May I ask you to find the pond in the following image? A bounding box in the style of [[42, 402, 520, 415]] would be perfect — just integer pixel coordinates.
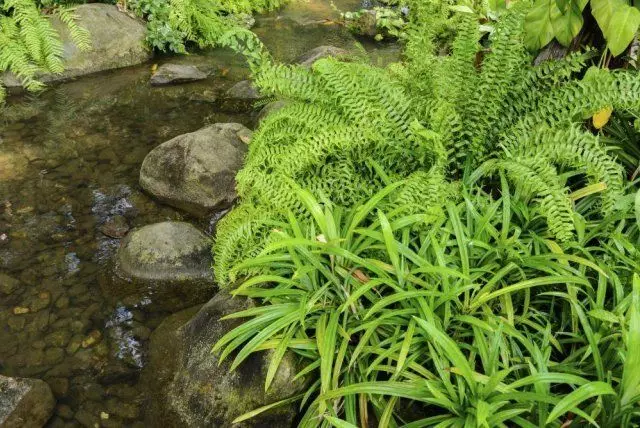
[[0, 1, 399, 426]]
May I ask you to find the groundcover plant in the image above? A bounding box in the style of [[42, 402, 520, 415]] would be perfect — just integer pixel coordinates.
[[211, 0, 640, 426]]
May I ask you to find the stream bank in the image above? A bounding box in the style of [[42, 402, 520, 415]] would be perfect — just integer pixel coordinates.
[[0, 1, 400, 426]]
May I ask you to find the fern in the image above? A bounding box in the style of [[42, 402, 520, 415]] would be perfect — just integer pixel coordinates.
[[131, 0, 292, 53], [0, 0, 89, 103], [214, 3, 638, 284]]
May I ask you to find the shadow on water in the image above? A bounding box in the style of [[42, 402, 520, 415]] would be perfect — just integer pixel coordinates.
[[0, 1, 399, 426]]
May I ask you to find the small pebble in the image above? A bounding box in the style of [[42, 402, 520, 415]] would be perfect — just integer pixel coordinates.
[[13, 306, 30, 315]]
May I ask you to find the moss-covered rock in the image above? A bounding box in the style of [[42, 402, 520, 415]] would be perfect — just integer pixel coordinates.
[[145, 292, 304, 427], [0, 375, 55, 427], [107, 222, 215, 311]]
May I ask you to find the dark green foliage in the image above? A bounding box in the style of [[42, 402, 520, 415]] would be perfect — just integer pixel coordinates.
[[130, 0, 291, 52], [0, 0, 90, 102], [214, 3, 637, 285]]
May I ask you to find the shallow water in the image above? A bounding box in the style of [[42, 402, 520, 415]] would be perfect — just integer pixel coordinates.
[[0, 1, 399, 426]]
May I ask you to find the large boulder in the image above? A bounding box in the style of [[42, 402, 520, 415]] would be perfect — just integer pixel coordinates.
[[2, 4, 151, 87], [150, 64, 207, 86], [145, 292, 304, 427], [140, 123, 252, 217], [107, 222, 215, 311], [296, 45, 349, 67], [0, 375, 56, 428]]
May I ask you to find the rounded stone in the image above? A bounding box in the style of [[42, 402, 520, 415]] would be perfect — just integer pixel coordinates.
[[0, 375, 56, 428], [150, 64, 207, 86], [140, 124, 251, 217], [145, 293, 305, 427], [115, 222, 212, 283], [109, 222, 215, 311]]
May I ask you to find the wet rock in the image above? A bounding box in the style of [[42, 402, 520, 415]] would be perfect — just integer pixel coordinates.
[[1, 4, 151, 87], [296, 45, 350, 67], [66, 335, 83, 355], [81, 330, 103, 348], [29, 291, 51, 312], [74, 408, 99, 428], [106, 398, 139, 420], [150, 64, 207, 86], [344, 9, 377, 38], [56, 404, 74, 420], [97, 363, 139, 386], [256, 100, 289, 125], [225, 80, 262, 100], [145, 293, 304, 427], [47, 377, 70, 398], [109, 222, 214, 311], [0, 273, 20, 294], [55, 296, 70, 309], [45, 347, 65, 365], [45, 330, 72, 348], [12, 306, 29, 315], [0, 375, 56, 428], [7, 316, 25, 332], [140, 124, 251, 217], [99, 215, 129, 239]]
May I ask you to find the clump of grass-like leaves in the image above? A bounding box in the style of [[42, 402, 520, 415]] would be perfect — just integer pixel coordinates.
[[214, 183, 640, 427]]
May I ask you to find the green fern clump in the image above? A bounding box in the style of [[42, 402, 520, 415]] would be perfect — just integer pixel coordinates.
[[214, 2, 638, 285], [131, 0, 291, 52], [0, 0, 89, 103]]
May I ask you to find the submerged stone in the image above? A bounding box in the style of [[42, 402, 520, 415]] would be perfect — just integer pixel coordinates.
[[0, 375, 56, 428], [225, 80, 262, 100], [100, 215, 130, 239], [150, 64, 207, 86], [296, 45, 350, 67]]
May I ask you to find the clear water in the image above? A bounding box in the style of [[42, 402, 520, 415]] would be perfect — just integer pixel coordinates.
[[0, 1, 399, 426]]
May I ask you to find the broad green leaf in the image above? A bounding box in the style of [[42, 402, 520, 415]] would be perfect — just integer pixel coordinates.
[[607, 5, 640, 56], [551, 2, 584, 45], [524, 0, 557, 49], [591, 0, 624, 34]]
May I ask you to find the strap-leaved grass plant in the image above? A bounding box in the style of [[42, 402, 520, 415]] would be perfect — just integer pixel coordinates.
[[211, 0, 640, 425]]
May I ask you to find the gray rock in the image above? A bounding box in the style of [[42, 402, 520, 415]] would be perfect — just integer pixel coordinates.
[[116, 222, 212, 281], [140, 123, 251, 217], [2, 4, 151, 87], [256, 100, 289, 126], [150, 64, 207, 86], [110, 222, 214, 311], [297, 45, 350, 67], [225, 80, 262, 100], [344, 10, 378, 38], [0, 375, 56, 428], [145, 293, 304, 427]]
